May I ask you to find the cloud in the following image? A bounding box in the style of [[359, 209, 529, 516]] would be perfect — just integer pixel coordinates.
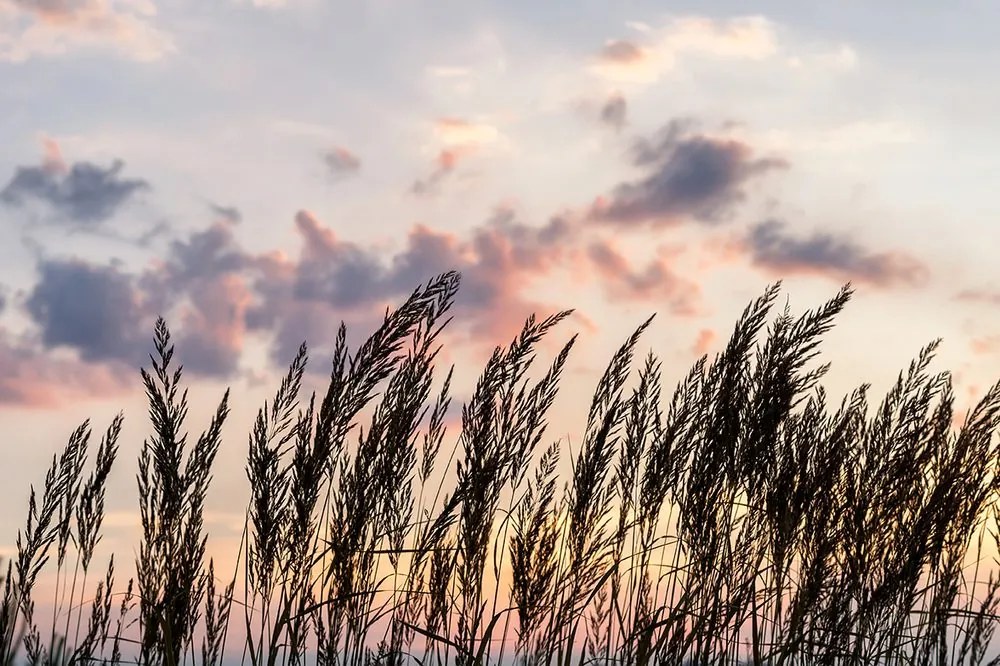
[[433, 117, 500, 147], [591, 39, 658, 83], [237, 206, 588, 365], [0, 0, 173, 62], [590, 16, 777, 84], [592, 121, 786, 226], [210, 203, 242, 224], [955, 289, 1000, 306], [599, 92, 627, 131], [744, 219, 929, 287], [971, 335, 1000, 356], [8, 193, 744, 392], [288, 210, 394, 307], [145, 220, 256, 376], [323, 147, 361, 177], [0, 332, 133, 407], [692, 328, 716, 357], [19, 215, 257, 380], [1, 140, 148, 224], [585, 239, 701, 315], [660, 16, 776, 60], [600, 39, 647, 63], [409, 118, 504, 197], [26, 258, 149, 363], [411, 149, 466, 196], [172, 273, 252, 376]]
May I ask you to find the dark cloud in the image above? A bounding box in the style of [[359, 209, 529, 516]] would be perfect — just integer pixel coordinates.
[[324, 147, 362, 176], [9, 184, 730, 394], [746, 219, 929, 287], [159, 222, 250, 286], [3, 203, 580, 395], [21, 216, 256, 380], [599, 40, 646, 64], [593, 121, 786, 226], [25, 259, 148, 363], [291, 210, 391, 307], [145, 220, 255, 377], [1, 157, 148, 224], [600, 93, 627, 131]]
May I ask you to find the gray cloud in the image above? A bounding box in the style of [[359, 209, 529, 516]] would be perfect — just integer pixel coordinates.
[[600, 93, 627, 131], [210, 203, 242, 223], [12, 190, 713, 391], [23, 218, 255, 379], [1, 158, 148, 224], [324, 147, 362, 176], [746, 219, 928, 287], [594, 121, 787, 226], [26, 259, 149, 363]]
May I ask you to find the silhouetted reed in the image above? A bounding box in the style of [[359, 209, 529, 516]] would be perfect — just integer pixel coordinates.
[[4, 270, 1000, 665]]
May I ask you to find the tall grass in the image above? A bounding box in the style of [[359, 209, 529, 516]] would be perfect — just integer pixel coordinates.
[[3, 270, 1000, 665]]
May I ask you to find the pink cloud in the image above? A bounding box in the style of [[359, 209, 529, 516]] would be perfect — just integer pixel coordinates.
[[585, 239, 703, 316], [692, 328, 717, 357], [411, 148, 472, 196], [0, 331, 132, 408], [0, 0, 173, 62], [956, 289, 1000, 306], [971, 336, 1000, 356]]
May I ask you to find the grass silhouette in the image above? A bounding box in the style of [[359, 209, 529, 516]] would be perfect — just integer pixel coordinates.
[[3, 270, 1000, 665]]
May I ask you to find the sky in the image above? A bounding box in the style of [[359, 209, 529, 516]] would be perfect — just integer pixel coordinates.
[[2, 0, 1000, 562]]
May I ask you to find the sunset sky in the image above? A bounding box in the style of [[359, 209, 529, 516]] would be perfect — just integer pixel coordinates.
[[2, 1, 1000, 560]]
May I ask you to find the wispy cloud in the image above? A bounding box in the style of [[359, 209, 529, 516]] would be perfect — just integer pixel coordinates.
[[955, 289, 1000, 306], [0, 0, 173, 61], [433, 117, 502, 148], [590, 16, 777, 84], [411, 148, 466, 196], [692, 328, 716, 357]]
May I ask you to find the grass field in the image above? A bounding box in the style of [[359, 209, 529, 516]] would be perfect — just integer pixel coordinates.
[[4, 270, 1000, 665]]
